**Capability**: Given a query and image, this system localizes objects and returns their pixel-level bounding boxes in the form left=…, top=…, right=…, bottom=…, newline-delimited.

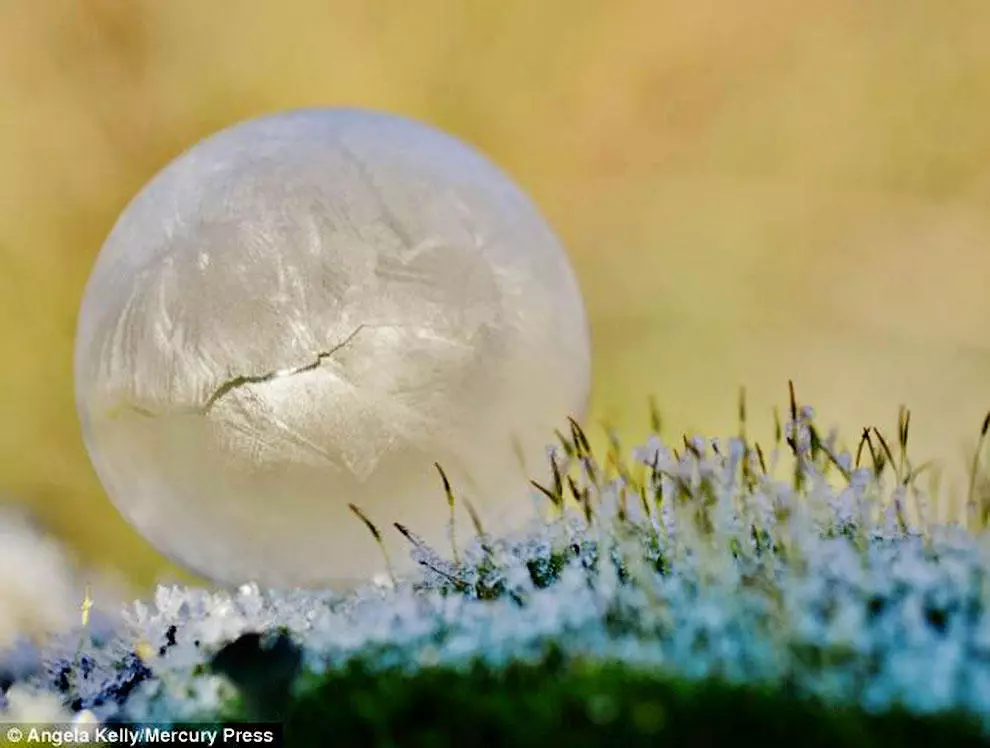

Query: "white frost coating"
left=74, top=108, right=592, bottom=588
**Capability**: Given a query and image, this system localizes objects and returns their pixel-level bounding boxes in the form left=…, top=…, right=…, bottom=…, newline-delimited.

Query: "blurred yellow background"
left=2, top=1, right=989, bottom=592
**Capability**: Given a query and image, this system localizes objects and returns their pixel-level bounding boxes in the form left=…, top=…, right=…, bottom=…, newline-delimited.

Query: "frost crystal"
left=11, top=406, right=989, bottom=736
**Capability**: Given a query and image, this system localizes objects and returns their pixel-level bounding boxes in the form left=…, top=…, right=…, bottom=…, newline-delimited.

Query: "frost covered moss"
left=6, top=389, right=990, bottom=746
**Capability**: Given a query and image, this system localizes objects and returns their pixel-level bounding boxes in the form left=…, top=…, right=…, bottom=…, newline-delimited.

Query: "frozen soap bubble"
left=74, top=108, right=591, bottom=588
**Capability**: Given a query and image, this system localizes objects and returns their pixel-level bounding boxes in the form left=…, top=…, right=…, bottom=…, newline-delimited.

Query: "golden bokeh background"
left=2, top=1, right=989, bottom=592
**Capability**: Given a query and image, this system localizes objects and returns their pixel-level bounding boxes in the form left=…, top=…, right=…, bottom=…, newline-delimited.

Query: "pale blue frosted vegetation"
left=7, top=401, right=990, bottom=734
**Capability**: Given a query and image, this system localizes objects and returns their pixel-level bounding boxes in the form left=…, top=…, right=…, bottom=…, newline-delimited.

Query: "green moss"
left=271, top=650, right=988, bottom=748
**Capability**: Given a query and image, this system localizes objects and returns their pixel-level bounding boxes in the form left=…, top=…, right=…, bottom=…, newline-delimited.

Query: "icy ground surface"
left=5, top=408, right=990, bottom=731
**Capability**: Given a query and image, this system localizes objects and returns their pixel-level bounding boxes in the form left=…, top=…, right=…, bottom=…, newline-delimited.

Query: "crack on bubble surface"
left=108, top=324, right=374, bottom=419
left=200, top=323, right=368, bottom=412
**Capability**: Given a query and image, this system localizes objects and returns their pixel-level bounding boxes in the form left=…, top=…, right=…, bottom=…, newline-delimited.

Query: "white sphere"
left=74, top=108, right=591, bottom=588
